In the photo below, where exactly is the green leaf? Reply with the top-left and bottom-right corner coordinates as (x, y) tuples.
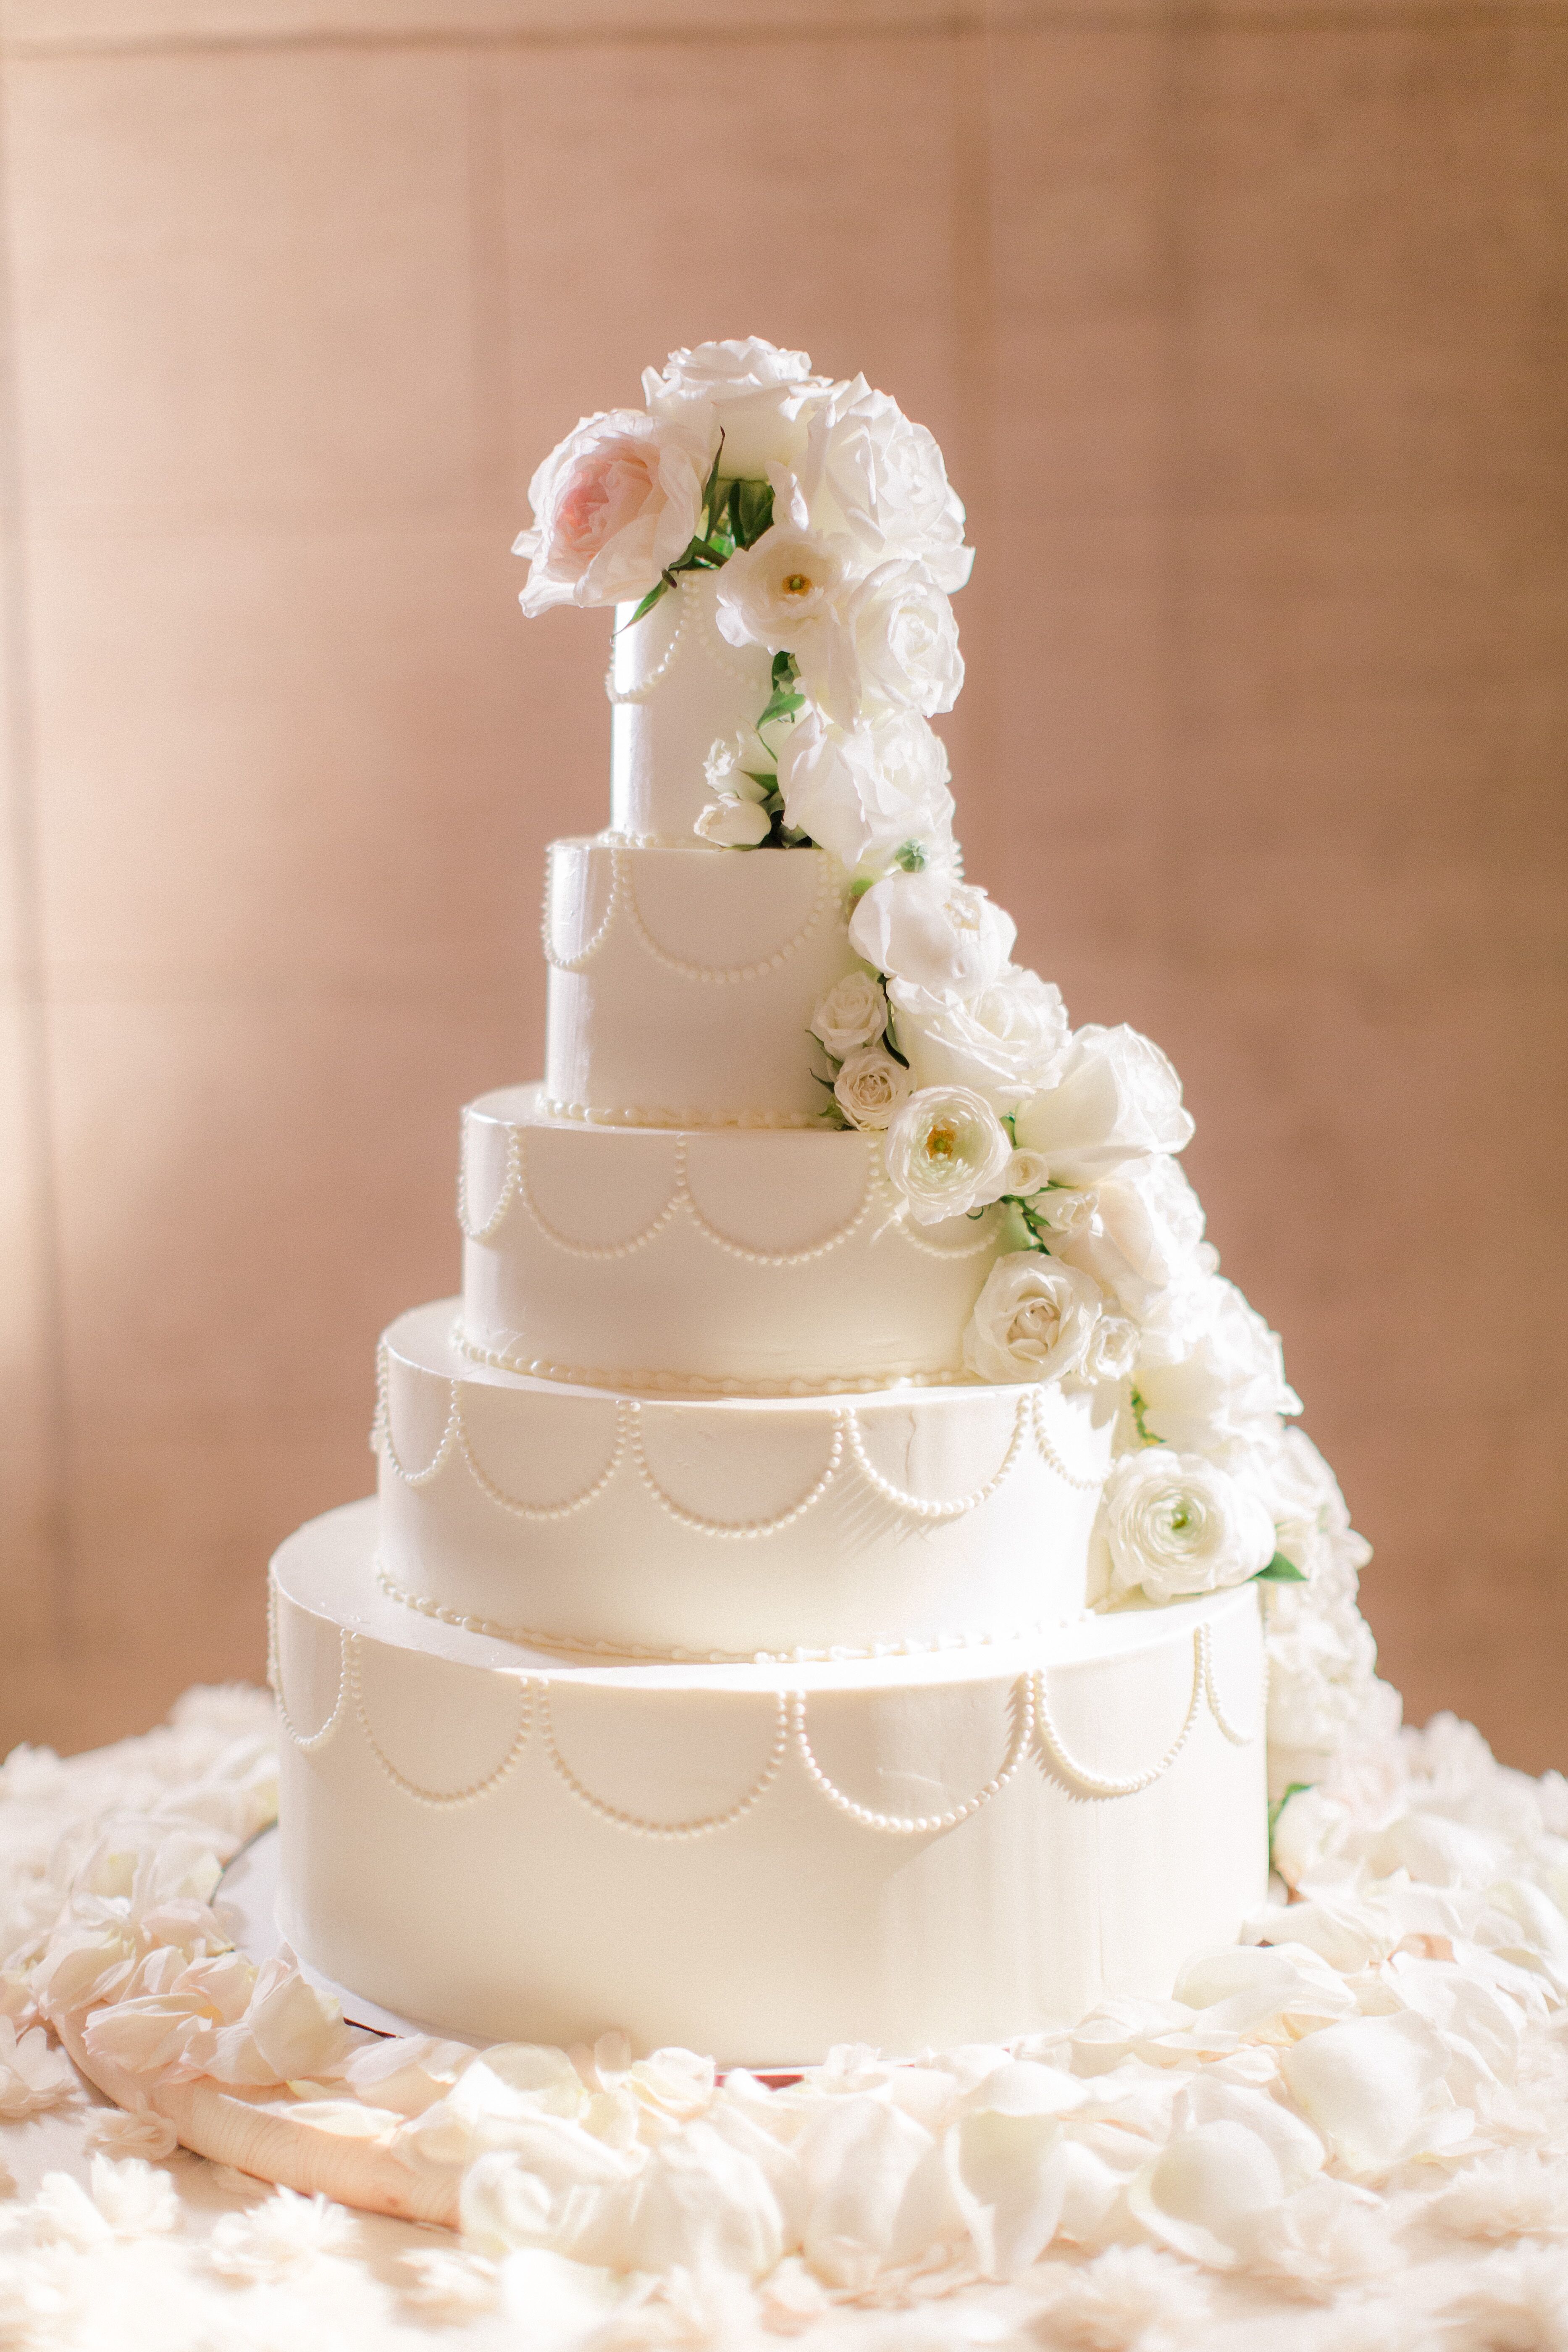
(756, 688), (806, 731)
(699, 430), (727, 531)
(771, 650), (799, 690)
(1129, 1389), (1163, 1447)
(734, 478), (774, 547)
(1255, 1553), (1308, 1584)
(621, 580), (670, 629)
(741, 771), (778, 790)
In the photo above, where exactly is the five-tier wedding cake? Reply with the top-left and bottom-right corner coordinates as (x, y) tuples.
(269, 341), (1382, 2068)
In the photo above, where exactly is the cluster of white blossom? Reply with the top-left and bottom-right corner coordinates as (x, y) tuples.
(515, 339), (1379, 1764)
(515, 339), (970, 870)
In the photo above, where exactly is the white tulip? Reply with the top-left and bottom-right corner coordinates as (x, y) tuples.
(693, 797), (772, 848)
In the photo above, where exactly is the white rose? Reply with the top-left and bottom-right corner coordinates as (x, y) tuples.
(890, 967), (1069, 1112)
(775, 709), (956, 879)
(794, 377), (974, 592)
(1044, 1155), (1213, 1325)
(962, 1252), (1105, 1385)
(693, 797), (772, 848)
(1135, 1276), (1302, 1458)
(882, 1085), (1012, 1225)
(714, 525), (847, 654)
(1078, 1311), (1140, 1385)
(797, 560), (963, 727)
(810, 971), (889, 1059)
(1001, 1148), (1055, 1199)
(1013, 1025), (1195, 1185)
(848, 872), (1015, 998)
(1103, 1449), (1277, 1603)
(833, 1046), (913, 1131)
(513, 410), (711, 617)
(641, 339), (833, 477)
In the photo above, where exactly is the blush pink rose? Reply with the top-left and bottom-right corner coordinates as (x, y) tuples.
(514, 410), (711, 615)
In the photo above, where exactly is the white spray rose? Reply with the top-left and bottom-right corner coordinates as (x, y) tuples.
(963, 1252), (1105, 1385)
(833, 1046), (914, 1130)
(798, 559), (963, 727)
(1103, 1450), (1277, 1602)
(1001, 1148), (1055, 1199)
(810, 971), (889, 1059)
(793, 376), (974, 591)
(1043, 1155), (1213, 1325)
(1079, 1310), (1140, 1384)
(694, 797), (772, 848)
(641, 339), (833, 477)
(1135, 1276), (1302, 1459)
(882, 1085), (1012, 1225)
(849, 872), (1015, 998)
(890, 967), (1069, 1112)
(1013, 1025), (1195, 1185)
(513, 410), (712, 617)
(775, 709), (956, 878)
(714, 525), (848, 654)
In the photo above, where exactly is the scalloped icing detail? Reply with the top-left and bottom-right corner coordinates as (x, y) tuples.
(543, 839), (840, 984)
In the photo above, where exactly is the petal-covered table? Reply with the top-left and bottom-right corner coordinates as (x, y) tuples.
(2, 1685), (1566, 2350)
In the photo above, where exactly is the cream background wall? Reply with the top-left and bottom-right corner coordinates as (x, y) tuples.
(1, 0), (1564, 1766)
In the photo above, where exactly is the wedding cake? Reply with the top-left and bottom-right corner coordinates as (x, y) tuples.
(269, 341), (1382, 2067)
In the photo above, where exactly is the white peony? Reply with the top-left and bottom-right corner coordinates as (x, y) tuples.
(1013, 1025), (1195, 1185)
(1043, 1154), (1213, 1325)
(514, 409), (711, 616)
(641, 338), (834, 477)
(798, 559), (963, 726)
(810, 970), (889, 1059)
(849, 871), (1015, 997)
(713, 524), (847, 654)
(775, 708), (956, 878)
(882, 1085), (1012, 1225)
(833, 1046), (914, 1130)
(793, 375), (974, 591)
(1103, 1448), (1278, 1602)
(963, 1251), (1105, 1385)
(1135, 1276), (1301, 1457)
(693, 796), (772, 847)
(890, 967), (1069, 1111)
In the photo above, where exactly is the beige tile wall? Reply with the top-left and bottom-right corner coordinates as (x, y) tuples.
(1, 2), (1564, 1767)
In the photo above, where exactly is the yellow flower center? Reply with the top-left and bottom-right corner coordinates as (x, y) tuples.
(781, 572), (812, 597)
(924, 1119), (958, 1164)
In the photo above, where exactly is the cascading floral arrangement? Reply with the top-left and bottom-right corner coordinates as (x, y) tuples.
(515, 339), (1383, 1778)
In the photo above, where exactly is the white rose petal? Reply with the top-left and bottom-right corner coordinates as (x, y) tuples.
(714, 524), (847, 654)
(1135, 1276), (1302, 1456)
(1013, 1024), (1195, 1185)
(1280, 2012), (1469, 2176)
(694, 796), (772, 848)
(642, 339), (833, 477)
(702, 730), (772, 804)
(1078, 1311), (1139, 1384)
(810, 971), (889, 1059)
(883, 1085), (1013, 1225)
(513, 409), (711, 617)
(833, 1047), (913, 1130)
(1102, 1448), (1277, 1602)
(849, 871), (1015, 998)
(1044, 1154), (1211, 1326)
(962, 1252), (1105, 1386)
(891, 967), (1069, 1112)
(798, 559), (963, 727)
(775, 708), (956, 879)
(795, 375), (974, 592)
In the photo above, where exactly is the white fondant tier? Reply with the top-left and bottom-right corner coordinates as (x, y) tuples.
(272, 1502), (1269, 2064)
(608, 571), (773, 843)
(543, 838), (856, 1126)
(460, 1087), (1006, 1393)
(375, 1301), (1114, 1662)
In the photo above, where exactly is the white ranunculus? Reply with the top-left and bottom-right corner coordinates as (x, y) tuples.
(794, 376), (974, 592)
(642, 339), (834, 478)
(890, 967), (1069, 1112)
(849, 872), (1015, 998)
(1043, 1155), (1212, 1326)
(833, 1046), (914, 1130)
(693, 796), (772, 848)
(1012, 1025), (1195, 1186)
(514, 410), (712, 617)
(882, 1085), (1013, 1225)
(963, 1252), (1105, 1385)
(714, 525), (847, 654)
(798, 560), (963, 727)
(1135, 1276), (1301, 1458)
(810, 971), (889, 1059)
(775, 709), (956, 879)
(1103, 1449), (1277, 1602)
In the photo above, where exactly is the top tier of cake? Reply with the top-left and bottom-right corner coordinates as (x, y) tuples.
(609, 573), (772, 844)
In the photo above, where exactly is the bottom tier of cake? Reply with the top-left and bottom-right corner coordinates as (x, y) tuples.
(270, 1501), (1269, 2066)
